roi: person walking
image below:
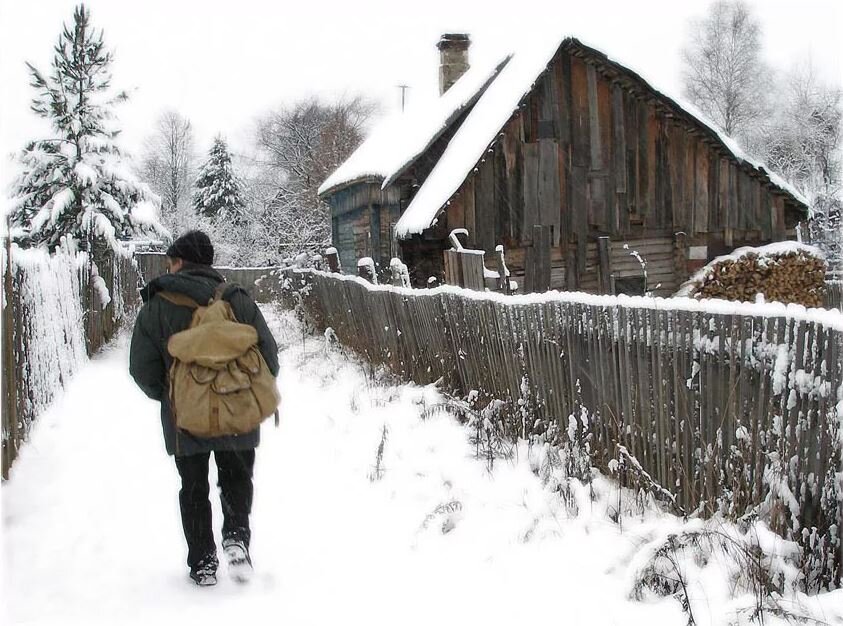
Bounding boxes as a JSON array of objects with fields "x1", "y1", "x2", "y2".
[{"x1": 129, "y1": 230, "x2": 279, "y2": 587}]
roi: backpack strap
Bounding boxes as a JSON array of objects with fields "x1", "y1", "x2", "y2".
[
  {"x1": 212, "y1": 283, "x2": 228, "y2": 303},
  {"x1": 157, "y1": 291, "x2": 201, "y2": 309},
  {"x1": 213, "y1": 282, "x2": 242, "y2": 303}
]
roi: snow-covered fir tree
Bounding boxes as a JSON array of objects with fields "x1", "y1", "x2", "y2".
[
  {"x1": 8, "y1": 4, "x2": 164, "y2": 253},
  {"x1": 193, "y1": 136, "x2": 246, "y2": 223}
]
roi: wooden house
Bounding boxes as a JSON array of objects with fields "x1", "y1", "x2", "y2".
[{"x1": 319, "y1": 34, "x2": 808, "y2": 294}]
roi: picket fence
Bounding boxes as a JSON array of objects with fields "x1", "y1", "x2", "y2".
[
  {"x1": 827, "y1": 280, "x2": 843, "y2": 312},
  {"x1": 283, "y1": 268, "x2": 843, "y2": 588},
  {"x1": 1, "y1": 243, "x2": 141, "y2": 479}
]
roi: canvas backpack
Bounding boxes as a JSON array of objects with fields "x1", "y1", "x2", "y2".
[{"x1": 158, "y1": 284, "x2": 280, "y2": 438}]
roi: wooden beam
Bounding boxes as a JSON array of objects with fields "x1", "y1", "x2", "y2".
[
  {"x1": 598, "y1": 235, "x2": 612, "y2": 294},
  {"x1": 587, "y1": 63, "x2": 602, "y2": 169}
]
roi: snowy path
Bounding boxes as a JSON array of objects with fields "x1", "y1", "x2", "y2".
[{"x1": 3, "y1": 307, "x2": 840, "y2": 625}]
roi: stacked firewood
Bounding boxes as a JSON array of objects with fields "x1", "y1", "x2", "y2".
[{"x1": 684, "y1": 247, "x2": 827, "y2": 307}]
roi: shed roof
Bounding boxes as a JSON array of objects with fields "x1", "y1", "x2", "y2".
[{"x1": 317, "y1": 54, "x2": 510, "y2": 197}]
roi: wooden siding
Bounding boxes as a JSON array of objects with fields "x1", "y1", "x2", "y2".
[
  {"x1": 431, "y1": 47, "x2": 804, "y2": 294},
  {"x1": 502, "y1": 236, "x2": 676, "y2": 297},
  {"x1": 329, "y1": 182, "x2": 402, "y2": 273}
]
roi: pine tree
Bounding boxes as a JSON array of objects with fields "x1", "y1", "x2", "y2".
[
  {"x1": 8, "y1": 4, "x2": 164, "y2": 253},
  {"x1": 192, "y1": 136, "x2": 246, "y2": 223}
]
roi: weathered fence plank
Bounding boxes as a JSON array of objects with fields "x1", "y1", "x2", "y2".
[
  {"x1": 282, "y1": 268, "x2": 843, "y2": 588},
  {"x1": 2, "y1": 246, "x2": 140, "y2": 479}
]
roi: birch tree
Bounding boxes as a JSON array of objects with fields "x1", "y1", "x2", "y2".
[
  {"x1": 755, "y1": 62, "x2": 841, "y2": 200},
  {"x1": 140, "y1": 110, "x2": 196, "y2": 233},
  {"x1": 681, "y1": 0, "x2": 770, "y2": 140}
]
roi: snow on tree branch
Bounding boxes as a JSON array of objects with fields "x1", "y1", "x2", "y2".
[{"x1": 8, "y1": 3, "x2": 166, "y2": 254}]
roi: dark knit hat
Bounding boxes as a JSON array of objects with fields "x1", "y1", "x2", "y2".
[{"x1": 166, "y1": 230, "x2": 214, "y2": 266}]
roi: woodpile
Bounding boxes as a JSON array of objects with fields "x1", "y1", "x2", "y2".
[{"x1": 681, "y1": 245, "x2": 827, "y2": 307}]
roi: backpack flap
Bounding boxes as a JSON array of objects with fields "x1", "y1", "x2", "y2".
[
  {"x1": 194, "y1": 299, "x2": 236, "y2": 324},
  {"x1": 168, "y1": 322, "x2": 258, "y2": 368}
]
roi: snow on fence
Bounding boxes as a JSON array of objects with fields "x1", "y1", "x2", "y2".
[
  {"x1": 283, "y1": 268, "x2": 843, "y2": 588},
  {"x1": 1, "y1": 242, "x2": 141, "y2": 479}
]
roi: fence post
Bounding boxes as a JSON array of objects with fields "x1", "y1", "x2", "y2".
[
  {"x1": 525, "y1": 225, "x2": 551, "y2": 293},
  {"x1": 495, "y1": 246, "x2": 510, "y2": 294},
  {"x1": 674, "y1": 231, "x2": 688, "y2": 285},
  {"x1": 458, "y1": 251, "x2": 485, "y2": 291},
  {"x1": 324, "y1": 247, "x2": 341, "y2": 273},
  {"x1": 443, "y1": 249, "x2": 462, "y2": 286},
  {"x1": 825, "y1": 280, "x2": 842, "y2": 311},
  {"x1": 357, "y1": 257, "x2": 377, "y2": 283},
  {"x1": 565, "y1": 246, "x2": 578, "y2": 291},
  {"x1": 390, "y1": 258, "x2": 410, "y2": 287}
]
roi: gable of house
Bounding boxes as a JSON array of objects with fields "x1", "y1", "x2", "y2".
[{"x1": 394, "y1": 36, "x2": 808, "y2": 242}]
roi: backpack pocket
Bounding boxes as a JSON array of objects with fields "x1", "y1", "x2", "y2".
[
  {"x1": 213, "y1": 362, "x2": 251, "y2": 394},
  {"x1": 190, "y1": 364, "x2": 217, "y2": 384}
]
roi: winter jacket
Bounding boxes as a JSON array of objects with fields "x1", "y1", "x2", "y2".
[{"x1": 129, "y1": 266, "x2": 279, "y2": 456}]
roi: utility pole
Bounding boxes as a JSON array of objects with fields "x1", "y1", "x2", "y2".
[{"x1": 397, "y1": 84, "x2": 410, "y2": 112}]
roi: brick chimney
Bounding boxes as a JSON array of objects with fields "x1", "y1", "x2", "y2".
[{"x1": 437, "y1": 33, "x2": 471, "y2": 95}]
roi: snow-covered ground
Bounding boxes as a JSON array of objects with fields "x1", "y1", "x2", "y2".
[{"x1": 3, "y1": 306, "x2": 842, "y2": 625}]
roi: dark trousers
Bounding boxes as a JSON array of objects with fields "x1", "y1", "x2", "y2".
[{"x1": 174, "y1": 449, "x2": 255, "y2": 569}]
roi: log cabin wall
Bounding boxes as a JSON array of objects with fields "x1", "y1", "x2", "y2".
[
  {"x1": 438, "y1": 43, "x2": 805, "y2": 294},
  {"x1": 496, "y1": 237, "x2": 676, "y2": 296},
  {"x1": 328, "y1": 183, "x2": 402, "y2": 272}
]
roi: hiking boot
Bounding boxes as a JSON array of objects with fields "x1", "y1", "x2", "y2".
[
  {"x1": 222, "y1": 537, "x2": 253, "y2": 583},
  {"x1": 189, "y1": 554, "x2": 218, "y2": 587}
]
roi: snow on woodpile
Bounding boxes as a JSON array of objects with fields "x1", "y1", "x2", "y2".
[
  {"x1": 676, "y1": 242, "x2": 827, "y2": 307},
  {"x1": 317, "y1": 55, "x2": 510, "y2": 197}
]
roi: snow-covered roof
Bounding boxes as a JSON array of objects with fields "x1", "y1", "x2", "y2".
[
  {"x1": 395, "y1": 34, "x2": 562, "y2": 238},
  {"x1": 394, "y1": 35, "x2": 810, "y2": 239},
  {"x1": 317, "y1": 54, "x2": 510, "y2": 197}
]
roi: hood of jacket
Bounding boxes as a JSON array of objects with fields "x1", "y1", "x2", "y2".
[{"x1": 140, "y1": 266, "x2": 225, "y2": 306}]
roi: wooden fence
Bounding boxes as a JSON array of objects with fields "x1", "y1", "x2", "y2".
[
  {"x1": 285, "y1": 268, "x2": 843, "y2": 589},
  {"x1": 1, "y1": 243, "x2": 141, "y2": 479},
  {"x1": 827, "y1": 280, "x2": 843, "y2": 311},
  {"x1": 134, "y1": 253, "x2": 282, "y2": 304},
  {"x1": 2, "y1": 250, "x2": 280, "y2": 480}
]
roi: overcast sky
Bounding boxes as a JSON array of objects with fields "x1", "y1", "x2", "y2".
[{"x1": 0, "y1": 0, "x2": 840, "y2": 189}]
